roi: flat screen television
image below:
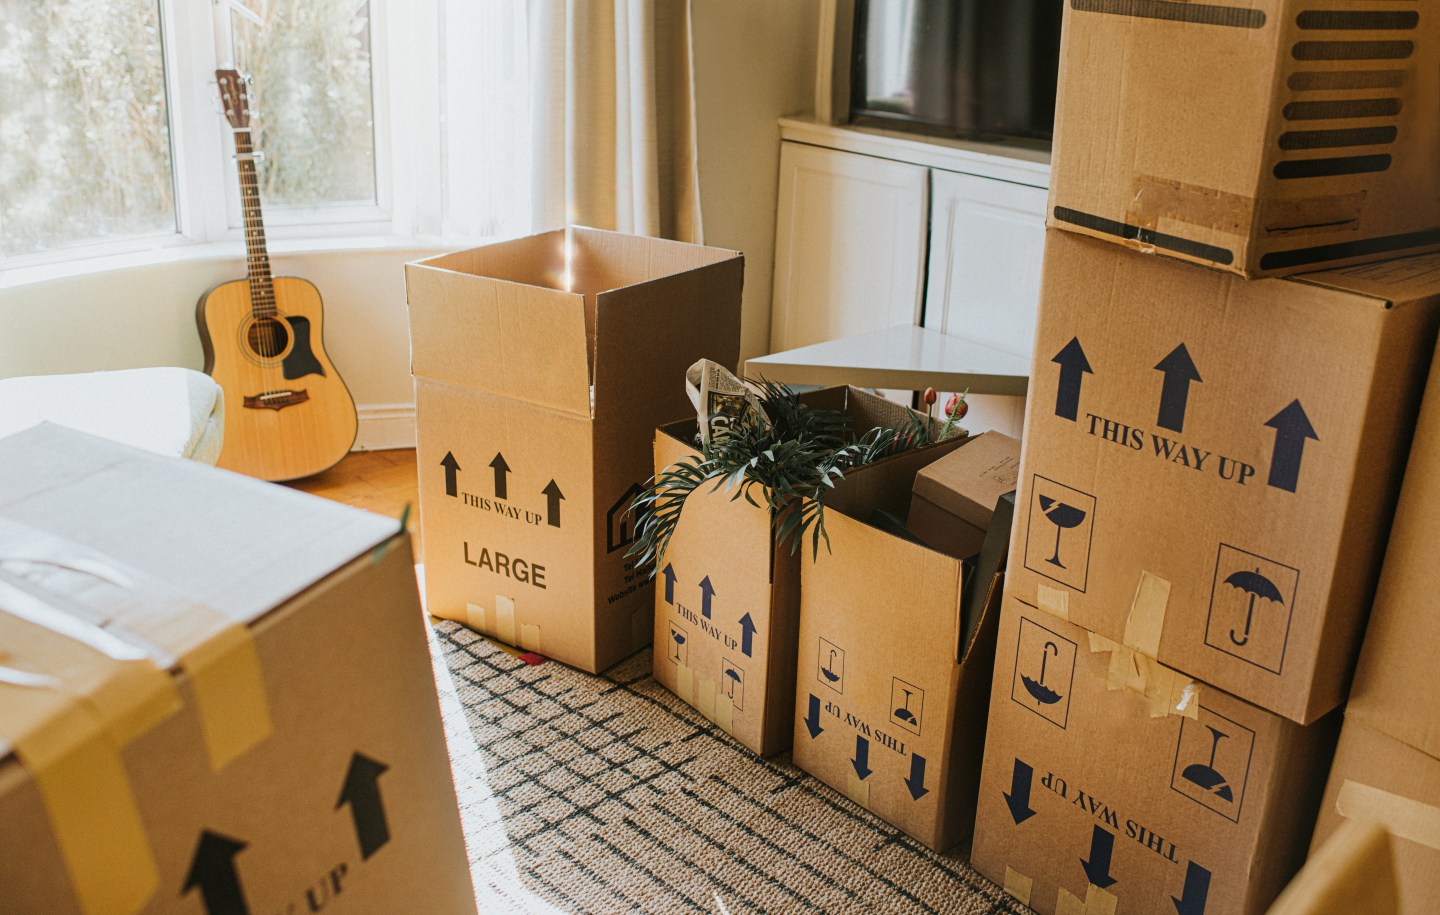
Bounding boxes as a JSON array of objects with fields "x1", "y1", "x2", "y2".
[{"x1": 849, "y1": 0, "x2": 1063, "y2": 144}]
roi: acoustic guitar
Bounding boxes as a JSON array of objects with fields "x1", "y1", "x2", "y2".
[{"x1": 197, "y1": 69, "x2": 357, "y2": 482}]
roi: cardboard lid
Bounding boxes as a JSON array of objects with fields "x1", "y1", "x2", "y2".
[
  {"x1": 0, "y1": 424, "x2": 398, "y2": 626},
  {"x1": 1297, "y1": 251, "x2": 1440, "y2": 307},
  {"x1": 910, "y1": 431, "x2": 1021, "y2": 530}
]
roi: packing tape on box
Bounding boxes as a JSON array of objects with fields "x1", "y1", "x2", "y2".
[
  {"x1": 1037, "y1": 583, "x2": 1070, "y2": 620},
  {"x1": 0, "y1": 537, "x2": 273, "y2": 771},
  {"x1": 672, "y1": 664, "x2": 735, "y2": 735},
  {"x1": 495, "y1": 594, "x2": 518, "y2": 645},
  {"x1": 1089, "y1": 631, "x2": 1199, "y2": 719},
  {"x1": 845, "y1": 769, "x2": 871, "y2": 810},
  {"x1": 676, "y1": 663, "x2": 695, "y2": 703},
  {"x1": 0, "y1": 681, "x2": 160, "y2": 915},
  {"x1": 1057, "y1": 884, "x2": 1118, "y2": 915},
  {"x1": 1337, "y1": 780, "x2": 1440, "y2": 851},
  {"x1": 1123, "y1": 570, "x2": 1171, "y2": 659},
  {"x1": 1003, "y1": 866, "x2": 1034, "y2": 906},
  {"x1": 1128, "y1": 175, "x2": 1252, "y2": 234}
]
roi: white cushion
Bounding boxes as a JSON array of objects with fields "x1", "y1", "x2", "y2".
[{"x1": 0, "y1": 368, "x2": 224, "y2": 463}]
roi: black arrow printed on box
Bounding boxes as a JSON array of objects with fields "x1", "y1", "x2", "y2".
[
  {"x1": 1080, "y1": 823, "x2": 1118, "y2": 890},
  {"x1": 1173, "y1": 860, "x2": 1213, "y2": 915},
  {"x1": 183, "y1": 830, "x2": 250, "y2": 915},
  {"x1": 1264, "y1": 400, "x2": 1318, "y2": 493},
  {"x1": 542, "y1": 479, "x2": 564, "y2": 527},
  {"x1": 490, "y1": 452, "x2": 510, "y2": 500},
  {"x1": 1052, "y1": 337, "x2": 1093, "y2": 422},
  {"x1": 1004, "y1": 758, "x2": 1037, "y2": 826},
  {"x1": 337, "y1": 752, "x2": 392, "y2": 861},
  {"x1": 1154, "y1": 343, "x2": 1202, "y2": 434},
  {"x1": 440, "y1": 451, "x2": 461, "y2": 498}
]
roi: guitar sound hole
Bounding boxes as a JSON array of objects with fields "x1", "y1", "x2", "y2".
[{"x1": 247, "y1": 317, "x2": 290, "y2": 359}]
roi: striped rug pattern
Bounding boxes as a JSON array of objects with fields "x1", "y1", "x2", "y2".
[{"x1": 429, "y1": 621, "x2": 1028, "y2": 914}]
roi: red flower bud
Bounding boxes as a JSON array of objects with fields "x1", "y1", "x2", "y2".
[{"x1": 923, "y1": 387, "x2": 937, "y2": 407}]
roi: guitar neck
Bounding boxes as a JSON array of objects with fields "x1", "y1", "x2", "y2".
[{"x1": 233, "y1": 129, "x2": 277, "y2": 319}]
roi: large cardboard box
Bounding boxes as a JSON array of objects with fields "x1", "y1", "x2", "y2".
[
  {"x1": 1008, "y1": 230, "x2": 1440, "y2": 723},
  {"x1": 652, "y1": 387, "x2": 967, "y2": 756},
  {"x1": 407, "y1": 227, "x2": 743, "y2": 673},
  {"x1": 1274, "y1": 820, "x2": 1400, "y2": 915},
  {"x1": 0, "y1": 424, "x2": 475, "y2": 915},
  {"x1": 789, "y1": 438, "x2": 1013, "y2": 851},
  {"x1": 1050, "y1": 0, "x2": 1440, "y2": 277},
  {"x1": 907, "y1": 430, "x2": 1020, "y2": 560},
  {"x1": 972, "y1": 596, "x2": 1337, "y2": 915},
  {"x1": 1307, "y1": 335, "x2": 1440, "y2": 912}
]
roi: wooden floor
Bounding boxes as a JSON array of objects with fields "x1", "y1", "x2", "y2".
[{"x1": 285, "y1": 449, "x2": 423, "y2": 558}]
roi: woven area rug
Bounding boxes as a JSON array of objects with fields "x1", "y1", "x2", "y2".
[{"x1": 427, "y1": 620, "x2": 1028, "y2": 914}]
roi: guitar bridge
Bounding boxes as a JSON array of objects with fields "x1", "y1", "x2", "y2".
[{"x1": 244, "y1": 389, "x2": 310, "y2": 411}]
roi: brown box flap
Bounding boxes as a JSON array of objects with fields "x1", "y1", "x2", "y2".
[{"x1": 910, "y1": 431, "x2": 1021, "y2": 530}]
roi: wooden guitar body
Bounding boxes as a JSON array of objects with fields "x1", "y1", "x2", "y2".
[{"x1": 197, "y1": 275, "x2": 357, "y2": 481}]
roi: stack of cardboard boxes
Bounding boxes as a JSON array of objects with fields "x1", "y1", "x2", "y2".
[{"x1": 972, "y1": 3, "x2": 1440, "y2": 913}]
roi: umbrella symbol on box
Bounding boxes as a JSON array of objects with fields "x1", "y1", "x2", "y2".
[
  {"x1": 1181, "y1": 725, "x2": 1234, "y2": 802},
  {"x1": 1039, "y1": 496, "x2": 1087, "y2": 569},
  {"x1": 724, "y1": 667, "x2": 742, "y2": 698},
  {"x1": 821, "y1": 649, "x2": 841, "y2": 684},
  {"x1": 1021, "y1": 641, "x2": 1064, "y2": 705},
  {"x1": 1224, "y1": 569, "x2": 1284, "y2": 647}
]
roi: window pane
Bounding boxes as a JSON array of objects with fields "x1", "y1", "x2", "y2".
[
  {"x1": 0, "y1": 0, "x2": 176, "y2": 257},
  {"x1": 231, "y1": 0, "x2": 376, "y2": 209}
]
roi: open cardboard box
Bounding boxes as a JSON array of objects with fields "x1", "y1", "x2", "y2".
[
  {"x1": 1009, "y1": 230, "x2": 1440, "y2": 723},
  {"x1": 651, "y1": 386, "x2": 968, "y2": 757},
  {"x1": 1049, "y1": 0, "x2": 1440, "y2": 277},
  {"x1": 789, "y1": 435, "x2": 1017, "y2": 851},
  {"x1": 406, "y1": 227, "x2": 743, "y2": 673},
  {"x1": 0, "y1": 424, "x2": 474, "y2": 915}
]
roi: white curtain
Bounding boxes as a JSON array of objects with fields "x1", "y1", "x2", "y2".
[{"x1": 444, "y1": 0, "x2": 700, "y2": 243}]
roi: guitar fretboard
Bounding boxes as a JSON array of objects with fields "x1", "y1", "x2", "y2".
[{"x1": 234, "y1": 130, "x2": 276, "y2": 319}]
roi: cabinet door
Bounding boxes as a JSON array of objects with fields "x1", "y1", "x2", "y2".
[
  {"x1": 924, "y1": 169, "x2": 1048, "y2": 437},
  {"x1": 770, "y1": 142, "x2": 928, "y2": 352}
]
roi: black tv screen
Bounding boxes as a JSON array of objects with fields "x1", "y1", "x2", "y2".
[{"x1": 850, "y1": 0, "x2": 1063, "y2": 143}]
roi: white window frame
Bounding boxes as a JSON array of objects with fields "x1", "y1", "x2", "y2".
[{"x1": 0, "y1": 0, "x2": 444, "y2": 275}]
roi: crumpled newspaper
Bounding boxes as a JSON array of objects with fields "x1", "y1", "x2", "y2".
[{"x1": 685, "y1": 359, "x2": 767, "y2": 449}]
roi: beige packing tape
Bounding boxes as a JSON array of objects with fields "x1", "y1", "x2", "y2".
[
  {"x1": 465, "y1": 601, "x2": 487, "y2": 633},
  {"x1": 845, "y1": 769, "x2": 871, "y2": 810},
  {"x1": 713, "y1": 695, "x2": 734, "y2": 735},
  {"x1": 674, "y1": 664, "x2": 735, "y2": 735},
  {"x1": 1123, "y1": 570, "x2": 1170, "y2": 659},
  {"x1": 1057, "y1": 883, "x2": 1118, "y2": 915},
  {"x1": 676, "y1": 664, "x2": 696, "y2": 704},
  {"x1": 1037, "y1": 584, "x2": 1070, "y2": 620},
  {"x1": 695, "y1": 675, "x2": 717, "y2": 722},
  {"x1": 1003, "y1": 866, "x2": 1034, "y2": 906},
  {"x1": 0, "y1": 550, "x2": 273, "y2": 772},
  {"x1": 0, "y1": 530, "x2": 277, "y2": 914},
  {"x1": 1089, "y1": 632, "x2": 1199, "y2": 720},
  {"x1": 495, "y1": 594, "x2": 518, "y2": 645},
  {"x1": 520, "y1": 623, "x2": 542, "y2": 653},
  {"x1": 1337, "y1": 780, "x2": 1440, "y2": 851}
]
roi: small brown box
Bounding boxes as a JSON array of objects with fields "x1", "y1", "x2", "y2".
[{"x1": 907, "y1": 430, "x2": 1021, "y2": 559}]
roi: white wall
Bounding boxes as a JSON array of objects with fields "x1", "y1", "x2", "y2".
[
  {"x1": 691, "y1": 0, "x2": 819, "y2": 364},
  {"x1": 0, "y1": 245, "x2": 443, "y2": 449}
]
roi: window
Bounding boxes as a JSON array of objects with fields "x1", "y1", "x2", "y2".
[
  {"x1": 0, "y1": 0, "x2": 177, "y2": 257},
  {"x1": 0, "y1": 0, "x2": 402, "y2": 267}
]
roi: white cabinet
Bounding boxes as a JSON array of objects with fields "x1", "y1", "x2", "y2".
[
  {"x1": 770, "y1": 143, "x2": 929, "y2": 351},
  {"x1": 923, "y1": 170, "x2": 1049, "y2": 436},
  {"x1": 756, "y1": 119, "x2": 1051, "y2": 437}
]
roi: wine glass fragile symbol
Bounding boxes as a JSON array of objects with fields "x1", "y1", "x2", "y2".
[
  {"x1": 671, "y1": 629, "x2": 686, "y2": 661},
  {"x1": 894, "y1": 687, "x2": 918, "y2": 724},
  {"x1": 1039, "y1": 495, "x2": 1087, "y2": 569}
]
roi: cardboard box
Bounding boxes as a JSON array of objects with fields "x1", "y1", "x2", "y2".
[
  {"x1": 1049, "y1": 0, "x2": 1440, "y2": 277},
  {"x1": 972, "y1": 595, "x2": 1337, "y2": 915},
  {"x1": 1274, "y1": 820, "x2": 1400, "y2": 915},
  {"x1": 1307, "y1": 337, "x2": 1440, "y2": 912},
  {"x1": 0, "y1": 424, "x2": 475, "y2": 915},
  {"x1": 652, "y1": 386, "x2": 967, "y2": 756},
  {"x1": 907, "y1": 430, "x2": 1020, "y2": 560},
  {"x1": 788, "y1": 440, "x2": 1013, "y2": 851},
  {"x1": 1008, "y1": 230, "x2": 1440, "y2": 723},
  {"x1": 406, "y1": 227, "x2": 743, "y2": 673},
  {"x1": 1310, "y1": 718, "x2": 1438, "y2": 914}
]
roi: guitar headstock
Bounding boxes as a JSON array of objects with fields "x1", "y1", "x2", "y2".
[{"x1": 216, "y1": 69, "x2": 252, "y2": 129}]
